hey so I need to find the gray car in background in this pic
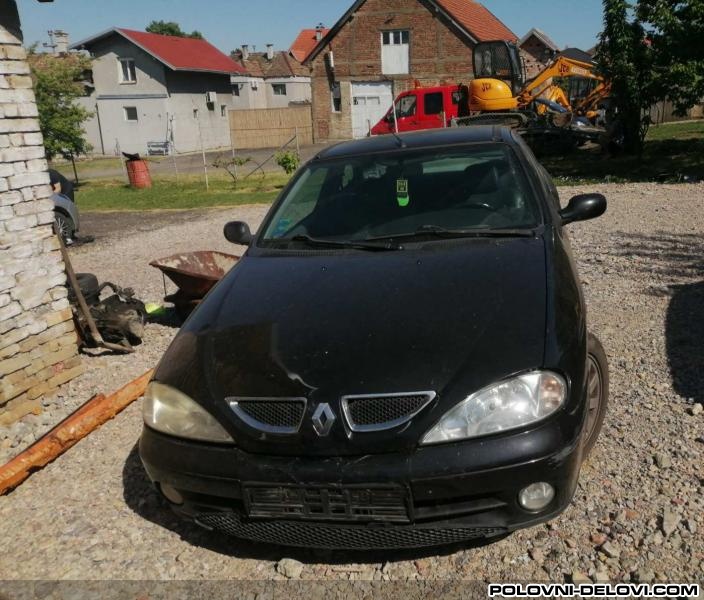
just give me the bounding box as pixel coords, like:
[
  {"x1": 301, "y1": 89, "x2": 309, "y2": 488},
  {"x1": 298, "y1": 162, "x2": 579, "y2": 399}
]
[{"x1": 52, "y1": 192, "x2": 79, "y2": 244}]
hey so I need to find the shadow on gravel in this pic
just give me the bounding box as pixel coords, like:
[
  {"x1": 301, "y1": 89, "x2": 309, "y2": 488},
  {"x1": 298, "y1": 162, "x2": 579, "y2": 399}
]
[
  {"x1": 122, "y1": 444, "x2": 507, "y2": 563},
  {"x1": 608, "y1": 231, "x2": 704, "y2": 406}
]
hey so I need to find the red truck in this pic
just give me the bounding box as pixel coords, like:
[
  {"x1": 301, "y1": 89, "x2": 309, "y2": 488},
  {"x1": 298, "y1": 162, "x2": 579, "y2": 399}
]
[{"x1": 370, "y1": 84, "x2": 470, "y2": 136}]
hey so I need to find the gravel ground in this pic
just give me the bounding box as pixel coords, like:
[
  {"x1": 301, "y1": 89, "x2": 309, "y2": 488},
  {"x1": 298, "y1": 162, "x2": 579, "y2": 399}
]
[{"x1": 0, "y1": 183, "x2": 702, "y2": 584}]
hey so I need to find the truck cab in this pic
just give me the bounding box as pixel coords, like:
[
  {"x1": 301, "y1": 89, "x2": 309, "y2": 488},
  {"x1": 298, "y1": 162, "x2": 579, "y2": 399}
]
[{"x1": 370, "y1": 85, "x2": 468, "y2": 136}]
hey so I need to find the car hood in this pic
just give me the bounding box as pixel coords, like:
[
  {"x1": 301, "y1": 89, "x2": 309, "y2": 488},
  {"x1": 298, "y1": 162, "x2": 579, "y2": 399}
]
[{"x1": 156, "y1": 237, "x2": 547, "y2": 456}]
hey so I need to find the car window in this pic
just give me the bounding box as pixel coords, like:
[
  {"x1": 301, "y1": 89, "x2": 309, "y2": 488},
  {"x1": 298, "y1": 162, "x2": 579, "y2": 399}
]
[
  {"x1": 262, "y1": 144, "x2": 540, "y2": 242},
  {"x1": 396, "y1": 95, "x2": 417, "y2": 118},
  {"x1": 424, "y1": 92, "x2": 444, "y2": 115}
]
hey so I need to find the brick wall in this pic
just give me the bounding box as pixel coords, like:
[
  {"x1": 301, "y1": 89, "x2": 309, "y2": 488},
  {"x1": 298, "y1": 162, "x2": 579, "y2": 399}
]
[
  {"x1": 0, "y1": 5, "x2": 81, "y2": 426},
  {"x1": 310, "y1": 0, "x2": 475, "y2": 141},
  {"x1": 520, "y1": 35, "x2": 552, "y2": 80}
]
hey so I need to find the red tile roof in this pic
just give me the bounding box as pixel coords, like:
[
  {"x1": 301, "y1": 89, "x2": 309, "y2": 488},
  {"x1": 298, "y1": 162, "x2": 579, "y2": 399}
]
[
  {"x1": 434, "y1": 0, "x2": 517, "y2": 42},
  {"x1": 115, "y1": 28, "x2": 246, "y2": 74},
  {"x1": 290, "y1": 28, "x2": 330, "y2": 62}
]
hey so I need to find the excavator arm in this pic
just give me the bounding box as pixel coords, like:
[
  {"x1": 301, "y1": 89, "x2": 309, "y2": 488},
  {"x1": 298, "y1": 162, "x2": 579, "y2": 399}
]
[{"x1": 517, "y1": 56, "x2": 603, "y2": 109}]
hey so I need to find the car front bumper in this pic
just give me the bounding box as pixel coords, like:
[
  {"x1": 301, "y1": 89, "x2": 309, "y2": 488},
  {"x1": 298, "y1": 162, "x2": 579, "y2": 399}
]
[{"x1": 139, "y1": 414, "x2": 585, "y2": 550}]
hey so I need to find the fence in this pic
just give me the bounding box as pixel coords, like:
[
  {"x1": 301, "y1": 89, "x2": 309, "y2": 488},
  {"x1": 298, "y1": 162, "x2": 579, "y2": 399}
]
[
  {"x1": 229, "y1": 106, "x2": 313, "y2": 150},
  {"x1": 648, "y1": 100, "x2": 704, "y2": 125}
]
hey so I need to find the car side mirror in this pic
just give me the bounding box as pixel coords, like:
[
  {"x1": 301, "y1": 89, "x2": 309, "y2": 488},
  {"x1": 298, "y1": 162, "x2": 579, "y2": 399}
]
[
  {"x1": 560, "y1": 193, "x2": 607, "y2": 226},
  {"x1": 224, "y1": 221, "x2": 252, "y2": 245}
]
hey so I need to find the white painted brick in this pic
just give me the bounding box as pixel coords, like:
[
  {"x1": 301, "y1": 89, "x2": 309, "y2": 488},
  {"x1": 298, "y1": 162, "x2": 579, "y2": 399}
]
[
  {"x1": 9, "y1": 242, "x2": 34, "y2": 259},
  {"x1": 11, "y1": 280, "x2": 51, "y2": 310},
  {"x1": 0, "y1": 163, "x2": 14, "y2": 177},
  {"x1": 16, "y1": 267, "x2": 47, "y2": 283},
  {"x1": 0, "y1": 118, "x2": 40, "y2": 134},
  {"x1": 0, "y1": 103, "x2": 17, "y2": 117},
  {"x1": 0, "y1": 31, "x2": 22, "y2": 45},
  {"x1": 33, "y1": 185, "x2": 53, "y2": 200},
  {"x1": 26, "y1": 158, "x2": 48, "y2": 172},
  {"x1": 51, "y1": 298, "x2": 69, "y2": 311},
  {"x1": 0, "y1": 61, "x2": 30, "y2": 75},
  {"x1": 4, "y1": 214, "x2": 38, "y2": 232},
  {"x1": 12, "y1": 161, "x2": 26, "y2": 174},
  {"x1": 0, "y1": 191, "x2": 22, "y2": 206},
  {"x1": 10, "y1": 199, "x2": 42, "y2": 217},
  {"x1": 0, "y1": 274, "x2": 13, "y2": 293},
  {"x1": 37, "y1": 211, "x2": 54, "y2": 226},
  {"x1": 6, "y1": 75, "x2": 33, "y2": 89},
  {"x1": 0, "y1": 146, "x2": 45, "y2": 162},
  {"x1": 22, "y1": 132, "x2": 43, "y2": 146},
  {"x1": 0, "y1": 134, "x2": 9, "y2": 148},
  {"x1": 17, "y1": 103, "x2": 38, "y2": 118},
  {"x1": 0, "y1": 177, "x2": 8, "y2": 192},
  {"x1": 3, "y1": 46, "x2": 26, "y2": 61},
  {"x1": 0, "y1": 89, "x2": 34, "y2": 104},
  {"x1": 0, "y1": 75, "x2": 8, "y2": 89},
  {"x1": 8, "y1": 133, "x2": 23, "y2": 146},
  {"x1": 36, "y1": 198, "x2": 53, "y2": 212},
  {"x1": 0, "y1": 293, "x2": 9, "y2": 308},
  {"x1": 0, "y1": 300, "x2": 21, "y2": 322},
  {"x1": 0, "y1": 205, "x2": 13, "y2": 220},
  {"x1": 8, "y1": 171, "x2": 49, "y2": 189},
  {"x1": 25, "y1": 318, "x2": 47, "y2": 336}
]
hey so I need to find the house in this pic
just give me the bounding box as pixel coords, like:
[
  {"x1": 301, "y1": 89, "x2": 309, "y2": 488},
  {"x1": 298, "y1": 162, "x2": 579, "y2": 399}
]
[
  {"x1": 290, "y1": 25, "x2": 330, "y2": 62},
  {"x1": 230, "y1": 44, "x2": 312, "y2": 110},
  {"x1": 70, "y1": 28, "x2": 246, "y2": 155},
  {"x1": 305, "y1": 0, "x2": 517, "y2": 141},
  {"x1": 518, "y1": 28, "x2": 559, "y2": 79}
]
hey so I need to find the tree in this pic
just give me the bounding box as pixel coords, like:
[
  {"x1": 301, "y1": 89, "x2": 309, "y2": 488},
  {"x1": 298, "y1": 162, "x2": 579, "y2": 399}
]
[
  {"x1": 145, "y1": 20, "x2": 204, "y2": 39},
  {"x1": 597, "y1": 0, "x2": 704, "y2": 154},
  {"x1": 27, "y1": 51, "x2": 93, "y2": 160}
]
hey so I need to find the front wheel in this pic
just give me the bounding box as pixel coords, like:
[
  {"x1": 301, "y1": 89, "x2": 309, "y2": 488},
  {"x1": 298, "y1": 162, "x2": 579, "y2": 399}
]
[
  {"x1": 582, "y1": 333, "x2": 609, "y2": 459},
  {"x1": 54, "y1": 211, "x2": 75, "y2": 245}
]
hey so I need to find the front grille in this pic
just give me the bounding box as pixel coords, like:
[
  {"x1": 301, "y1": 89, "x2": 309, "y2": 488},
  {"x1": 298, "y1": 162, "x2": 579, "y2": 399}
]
[
  {"x1": 228, "y1": 398, "x2": 306, "y2": 435},
  {"x1": 195, "y1": 513, "x2": 505, "y2": 550},
  {"x1": 244, "y1": 485, "x2": 409, "y2": 523},
  {"x1": 342, "y1": 392, "x2": 435, "y2": 432}
]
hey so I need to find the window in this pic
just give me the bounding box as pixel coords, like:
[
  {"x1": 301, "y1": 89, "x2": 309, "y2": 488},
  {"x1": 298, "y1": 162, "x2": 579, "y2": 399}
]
[
  {"x1": 395, "y1": 95, "x2": 417, "y2": 118},
  {"x1": 424, "y1": 92, "x2": 443, "y2": 115},
  {"x1": 119, "y1": 58, "x2": 136, "y2": 83},
  {"x1": 193, "y1": 108, "x2": 199, "y2": 119},
  {"x1": 260, "y1": 144, "x2": 538, "y2": 243},
  {"x1": 123, "y1": 106, "x2": 138, "y2": 121},
  {"x1": 221, "y1": 105, "x2": 227, "y2": 117},
  {"x1": 381, "y1": 30, "x2": 410, "y2": 75},
  {"x1": 272, "y1": 83, "x2": 287, "y2": 96},
  {"x1": 331, "y1": 82, "x2": 342, "y2": 112},
  {"x1": 232, "y1": 84, "x2": 240, "y2": 97}
]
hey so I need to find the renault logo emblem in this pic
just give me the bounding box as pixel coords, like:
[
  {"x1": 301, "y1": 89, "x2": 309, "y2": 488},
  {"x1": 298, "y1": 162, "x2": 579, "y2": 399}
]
[{"x1": 312, "y1": 403, "x2": 336, "y2": 436}]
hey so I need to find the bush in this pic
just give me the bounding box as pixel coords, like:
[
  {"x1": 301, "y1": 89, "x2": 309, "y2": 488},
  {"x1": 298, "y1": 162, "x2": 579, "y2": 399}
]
[{"x1": 275, "y1": 150, "x2": 300, "y2": 175}]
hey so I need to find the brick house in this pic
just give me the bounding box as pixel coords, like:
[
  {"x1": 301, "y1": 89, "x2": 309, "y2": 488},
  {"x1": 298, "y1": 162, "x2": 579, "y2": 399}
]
[
  {"x1": 1, "y1": 0, "x2": 82, "y2": 426},
  {"x1": 518, "y1": 28, "x2": 559, "y2": 80},
  {"x1": 305, "y1": 0, "x2": 516, "y2": 141}
]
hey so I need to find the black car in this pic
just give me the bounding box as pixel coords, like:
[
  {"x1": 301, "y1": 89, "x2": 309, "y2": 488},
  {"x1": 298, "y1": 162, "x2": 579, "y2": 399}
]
[{"x1": 140, "y1": 126, "x2": 609, "y2": 550}]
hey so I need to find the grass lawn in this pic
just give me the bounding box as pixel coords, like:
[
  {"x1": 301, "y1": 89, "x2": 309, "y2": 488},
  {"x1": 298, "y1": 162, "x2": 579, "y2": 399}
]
[
  {"x1": 76, "y1": 172, "x2": 289, "y2": 212},
  {"x1": 544, "y1": 120, "x2": 704, "y2": 185}
]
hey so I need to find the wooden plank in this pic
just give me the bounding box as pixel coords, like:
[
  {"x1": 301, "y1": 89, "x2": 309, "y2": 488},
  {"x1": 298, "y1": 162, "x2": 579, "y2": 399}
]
[
  {"x1": 0, "y1": 369, "x2": 154, "y2": 496},
  {"x1": 229, "y1": 106, "x2": 313, "y2": 149}
]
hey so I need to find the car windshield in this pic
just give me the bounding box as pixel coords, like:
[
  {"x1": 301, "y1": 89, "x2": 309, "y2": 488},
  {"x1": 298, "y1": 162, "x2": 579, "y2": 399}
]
[{"x1": 261, "y1": 143, "x2": 540, "y2": 245}]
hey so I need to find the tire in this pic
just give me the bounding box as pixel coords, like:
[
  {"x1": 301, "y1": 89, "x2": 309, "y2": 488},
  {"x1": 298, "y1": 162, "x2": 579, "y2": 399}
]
[
  {"x1": 68, "y1": 273, "x2": 100, "y2": 306},
  {"x1": 582, "y1": 333, "x2": 609, "y2": 459},
  {"x1": 54, "y1": 211, "x2": 75, "y2": 244}
]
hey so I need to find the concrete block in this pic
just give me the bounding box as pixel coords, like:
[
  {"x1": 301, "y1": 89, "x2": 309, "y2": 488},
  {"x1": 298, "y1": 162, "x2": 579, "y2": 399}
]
[{"x1": 8, "y1": 171, "x2": 49, "y2": 189}]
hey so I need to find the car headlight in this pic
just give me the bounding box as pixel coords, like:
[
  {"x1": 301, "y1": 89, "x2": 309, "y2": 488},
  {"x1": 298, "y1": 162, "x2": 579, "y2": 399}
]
[
  {"x1": 143, "y1": 382, "x2": 234, "y2": 443},
  {"x1": 421, "y1": 371, "x2": 566, "y2": 445}
]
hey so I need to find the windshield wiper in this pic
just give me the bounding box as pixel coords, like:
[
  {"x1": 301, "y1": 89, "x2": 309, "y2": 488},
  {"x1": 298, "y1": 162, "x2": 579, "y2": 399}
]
[
  {"x1": 365, "y1": 225, "x2": 537, "y2": 242},
  {"x1": 284, "y1": 234, "x2": 402, "y2": 251}
]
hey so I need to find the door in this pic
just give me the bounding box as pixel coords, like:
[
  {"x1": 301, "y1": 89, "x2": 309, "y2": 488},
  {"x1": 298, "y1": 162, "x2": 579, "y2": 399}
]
[
  {"x1": 416, "y1": 90, "x2": 445, "y2": 130},
  {"x1": 351, "y1": 82, "x2": 393, "y2": 138}
]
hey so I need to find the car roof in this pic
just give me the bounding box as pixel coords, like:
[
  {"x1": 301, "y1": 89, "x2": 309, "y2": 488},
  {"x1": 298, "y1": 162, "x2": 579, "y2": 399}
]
[{"x1": 315, "y1": 126, "x2": 517, "y2": 161}]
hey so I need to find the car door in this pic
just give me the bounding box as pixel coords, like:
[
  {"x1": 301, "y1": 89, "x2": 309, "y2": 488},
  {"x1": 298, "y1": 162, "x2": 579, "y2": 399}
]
[{"x1": 416, "y1": 90, "x2": 446, "y2": 130}]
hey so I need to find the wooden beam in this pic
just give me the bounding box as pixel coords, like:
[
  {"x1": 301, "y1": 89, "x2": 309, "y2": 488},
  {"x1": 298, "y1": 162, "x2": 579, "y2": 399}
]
[{"x1": 0, "y1": 369, "x2": 154, "y2": 496}]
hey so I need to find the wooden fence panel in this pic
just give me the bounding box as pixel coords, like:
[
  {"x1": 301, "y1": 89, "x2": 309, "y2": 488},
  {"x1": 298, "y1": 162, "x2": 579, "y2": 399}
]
[{"x1": 229, "y1": 106, "x2": 313, "y2": 150}]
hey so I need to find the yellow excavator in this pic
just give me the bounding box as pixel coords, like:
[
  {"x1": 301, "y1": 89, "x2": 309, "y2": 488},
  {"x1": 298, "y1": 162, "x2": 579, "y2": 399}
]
[{"x1": 460, "y1": 41, "x2": 609, "y2": 149}]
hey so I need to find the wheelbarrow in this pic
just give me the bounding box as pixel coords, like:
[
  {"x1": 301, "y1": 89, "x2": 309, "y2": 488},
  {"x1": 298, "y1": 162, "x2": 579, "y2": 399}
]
[{"x1": 149, "y1": 251, "x2": 240, "y2": 320}]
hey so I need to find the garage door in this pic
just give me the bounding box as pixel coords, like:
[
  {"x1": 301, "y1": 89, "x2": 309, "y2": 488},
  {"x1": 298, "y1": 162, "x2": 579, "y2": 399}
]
[{"x1": 351, "y1": 82, "x2": 393, "y2": 138}]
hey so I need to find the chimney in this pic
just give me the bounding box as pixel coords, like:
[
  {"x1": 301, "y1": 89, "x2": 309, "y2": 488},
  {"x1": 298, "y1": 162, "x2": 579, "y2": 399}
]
[
  {"x1": 54, "y1": 30, "x2": 69, "y2": 54},
  {"x1": 266, "y1": 44, "x2": 274, "y2": 61},
  {"x1": 241, "y1": 45, "x2": 249, "y2": 61},
  {"x1": 315, "y1": 24, "x2": 324, "y2": 41}
]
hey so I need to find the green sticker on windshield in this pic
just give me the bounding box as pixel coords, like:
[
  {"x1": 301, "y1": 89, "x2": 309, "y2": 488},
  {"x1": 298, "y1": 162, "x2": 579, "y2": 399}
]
[{"x1": 397, "y1": 178, "x2": 410, "y2": 207}]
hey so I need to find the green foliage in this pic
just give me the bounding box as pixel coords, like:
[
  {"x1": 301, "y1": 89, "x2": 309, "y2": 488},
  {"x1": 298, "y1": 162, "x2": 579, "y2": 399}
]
[
  {"x1": 597, "y1": 0, "x2": 704, "y2": 155},
  {"x1": 28, "y1": 51, "x2": 93, "y2": 160},
  {"x1": 145, "y1": 20, "x2": 204, "y2": 39},
  {"x1": 212, "y1": 155, "x2": 252, "y2": 187},
  {"x1": 275, "y1": 150, "x2": 301, "y2": 175}
]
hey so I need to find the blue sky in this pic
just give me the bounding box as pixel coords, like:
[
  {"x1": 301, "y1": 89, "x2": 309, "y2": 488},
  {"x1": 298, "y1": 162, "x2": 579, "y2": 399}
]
[{"x1": 19, "y1": 0, "x2": 603, "y2": 54}]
